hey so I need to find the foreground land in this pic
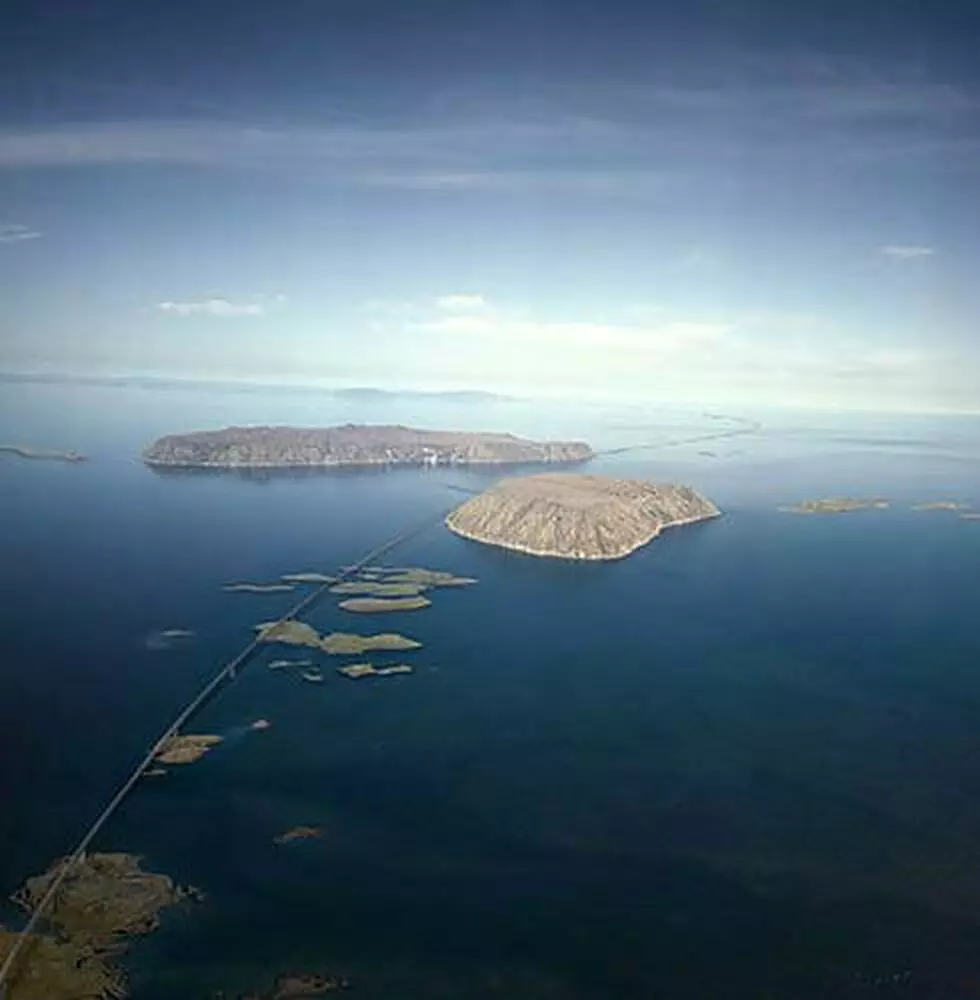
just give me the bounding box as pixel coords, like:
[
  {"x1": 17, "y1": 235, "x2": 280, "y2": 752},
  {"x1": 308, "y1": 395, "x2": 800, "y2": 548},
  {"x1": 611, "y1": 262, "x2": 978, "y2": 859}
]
[
  {"x1": 446, "y1": 473, "x2": 720, "y2": 560},
  {"x1": 142, "y1": 424, "x2": 593, "y2": 469},
  {"x1": 1, "y1": 853, "x2": 194, "y2": 1000}
]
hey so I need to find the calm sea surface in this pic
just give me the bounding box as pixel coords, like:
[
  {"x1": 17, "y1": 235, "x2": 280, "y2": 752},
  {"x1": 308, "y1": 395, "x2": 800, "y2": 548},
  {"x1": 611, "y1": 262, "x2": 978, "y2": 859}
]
[{"x1": 2, "y1": 381, "x2": 980, "y2": 998}]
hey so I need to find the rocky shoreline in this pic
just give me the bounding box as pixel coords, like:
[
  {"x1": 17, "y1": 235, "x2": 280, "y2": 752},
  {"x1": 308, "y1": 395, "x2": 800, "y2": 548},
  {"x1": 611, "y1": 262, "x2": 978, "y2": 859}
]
[{"x1": 446, "y1": 508, "x2": 720, "y2": 560}]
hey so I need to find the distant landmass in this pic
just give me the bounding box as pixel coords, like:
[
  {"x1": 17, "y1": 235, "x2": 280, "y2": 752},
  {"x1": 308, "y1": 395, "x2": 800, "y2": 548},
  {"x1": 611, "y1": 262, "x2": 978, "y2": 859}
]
[
  {"x1": 0, "y1": 371, "x2": 513, "y2": 401},
  {"x1": 332, "y1": 386, "x2": 510, "y2": 403},
  {"x1": 0, "y1": 445, "x2": 86, "y2": 462},
  {"x1": 142, "y1": 425, "x2": 593, "y2": 469},
  {"x1": 446, "y1": 473, "x2": 720, "y2": 560}
]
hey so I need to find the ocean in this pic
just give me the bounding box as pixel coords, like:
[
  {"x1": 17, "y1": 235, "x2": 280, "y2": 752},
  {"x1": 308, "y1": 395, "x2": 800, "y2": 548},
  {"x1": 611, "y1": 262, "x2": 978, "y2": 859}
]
[{"x1": 2, "y1": 379, "x2": 980, "y2": 999}]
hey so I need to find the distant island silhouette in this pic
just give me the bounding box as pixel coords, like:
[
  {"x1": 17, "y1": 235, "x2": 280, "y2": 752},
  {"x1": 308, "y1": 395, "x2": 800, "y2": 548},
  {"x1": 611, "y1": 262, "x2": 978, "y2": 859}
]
[
  {"x1": 0, "y1": 445, "x2": 86, "y2": 462},
  {"x1": 0, "y1": 370, "x2": 513, "y2": 402}
]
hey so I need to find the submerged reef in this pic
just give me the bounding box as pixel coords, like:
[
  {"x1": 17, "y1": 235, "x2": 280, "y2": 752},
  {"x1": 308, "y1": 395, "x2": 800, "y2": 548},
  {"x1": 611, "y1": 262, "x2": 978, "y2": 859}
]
[
  {"x1": 145, "y1": 628, "x2": 196, "y2": 650},
  {"x1": 272, "y1": 827, "x2": 323, "y2": 845}
]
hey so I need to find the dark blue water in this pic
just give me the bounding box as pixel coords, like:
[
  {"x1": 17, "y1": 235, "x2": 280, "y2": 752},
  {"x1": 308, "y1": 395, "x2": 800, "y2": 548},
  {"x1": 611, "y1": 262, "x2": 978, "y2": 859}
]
[{"x1": 2, "y1": 382, "x2": 980, "y2": 998}]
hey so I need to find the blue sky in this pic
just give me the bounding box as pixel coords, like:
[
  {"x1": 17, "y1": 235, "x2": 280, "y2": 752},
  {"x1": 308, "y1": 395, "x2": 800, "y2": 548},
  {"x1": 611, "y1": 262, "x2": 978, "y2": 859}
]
[{"x1": 2, "y1": 0, "x2": 979, "y2": 412}]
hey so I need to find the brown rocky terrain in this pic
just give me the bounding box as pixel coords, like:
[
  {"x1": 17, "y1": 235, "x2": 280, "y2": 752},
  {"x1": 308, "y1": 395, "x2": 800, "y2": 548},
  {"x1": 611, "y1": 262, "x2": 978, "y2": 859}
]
[
  {"x1": 445, "y1": 473, "x2": 720, "y2": 560},
  {"x1": 142, "y1": 424, "x2": 593, "y2": 469},
  {"x1": 154, "y1": 734, "x2": 223, "y2": 765},
  {"x1": 1, "y1": 853, "x2": 195, "y2": 1000}
]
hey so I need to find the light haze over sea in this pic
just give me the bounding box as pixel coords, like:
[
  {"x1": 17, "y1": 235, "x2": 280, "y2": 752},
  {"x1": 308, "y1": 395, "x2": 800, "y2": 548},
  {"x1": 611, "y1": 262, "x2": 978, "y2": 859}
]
[{"x1": 2, "y1": 377, "x2": 980, "y2": 998}]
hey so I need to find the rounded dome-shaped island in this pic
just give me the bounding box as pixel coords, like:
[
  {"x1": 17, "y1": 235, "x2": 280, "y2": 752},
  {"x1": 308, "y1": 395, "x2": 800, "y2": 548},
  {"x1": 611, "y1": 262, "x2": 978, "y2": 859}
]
[{"x1": 446, "y1": 473, "x2": 720, "y2": 560}]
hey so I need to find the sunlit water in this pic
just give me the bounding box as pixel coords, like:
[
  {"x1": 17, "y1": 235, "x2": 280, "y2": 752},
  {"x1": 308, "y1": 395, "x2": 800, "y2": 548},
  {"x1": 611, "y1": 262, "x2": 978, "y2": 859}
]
[{"x1": 2, "y1": 381, "x2": 980, "y2": 998}]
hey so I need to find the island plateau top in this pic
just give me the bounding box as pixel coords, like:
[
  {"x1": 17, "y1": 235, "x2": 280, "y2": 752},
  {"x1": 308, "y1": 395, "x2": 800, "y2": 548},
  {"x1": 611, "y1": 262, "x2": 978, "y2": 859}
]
[{"x1": 142, "y1": 424, "x2": 593, "y2": 468}]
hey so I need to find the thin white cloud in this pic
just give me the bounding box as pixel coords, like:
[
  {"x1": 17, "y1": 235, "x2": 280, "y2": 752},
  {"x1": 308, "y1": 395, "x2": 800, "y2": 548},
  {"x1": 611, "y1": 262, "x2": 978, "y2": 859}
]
[
  {"x1": 434, "y1": 294, "x2": 489, "y2": 313},
  {"x1": 415, "y1": 314, "x2": 497, "y2": 335},
  {"x1": 410, "y1": 299, "x2": 732, "y2": 354},
  {"x1": 0, "y1": 120, "x2": 625, "y2": 176},
  {"x1": 387, "y1": 294, "x2": 943, "y2": 410},
  {"x1": 362, "y1": 169, "x2": 670, "y2": 195},
  {"x1": 2, "y1": 75, "x2": 972, "y2": 190},
  {"x1": 359, "y1": 298, "x2": 421, "y2": 316},
  {"x1": 0, "y1": 222, "x2": 41, "y2": 244},
  {"x1": 157, "y1": 297, "x2": 266, "y2": 317},
  {"x1": 562, "y1": 80, "x2": 978, "y2": 123},
  {"x1": 879, "y1": 245, "x2": 937, "y2": 259}
]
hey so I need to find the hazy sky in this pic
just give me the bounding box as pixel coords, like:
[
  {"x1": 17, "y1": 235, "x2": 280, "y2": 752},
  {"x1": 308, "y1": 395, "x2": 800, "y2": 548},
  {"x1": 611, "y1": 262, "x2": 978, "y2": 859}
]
[{"x1": 2, "y1": 0, "x2": 979, "y2": 411}]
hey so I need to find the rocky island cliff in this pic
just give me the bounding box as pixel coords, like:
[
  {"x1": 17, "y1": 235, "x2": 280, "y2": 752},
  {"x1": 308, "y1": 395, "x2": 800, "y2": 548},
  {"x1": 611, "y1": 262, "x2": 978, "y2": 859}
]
[
  {"x1": 446, "y1": 473, "x2": 720, "y2": 560},
  {"x1": 142, "y1": 424, "x2": 593, "y2": 469}
]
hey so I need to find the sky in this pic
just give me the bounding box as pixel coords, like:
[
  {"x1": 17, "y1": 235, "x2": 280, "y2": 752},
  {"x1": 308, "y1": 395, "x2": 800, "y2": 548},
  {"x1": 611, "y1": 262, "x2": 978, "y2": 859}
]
[{"x1": 1, "y1": 0, "x2": 979, "y2": 412}]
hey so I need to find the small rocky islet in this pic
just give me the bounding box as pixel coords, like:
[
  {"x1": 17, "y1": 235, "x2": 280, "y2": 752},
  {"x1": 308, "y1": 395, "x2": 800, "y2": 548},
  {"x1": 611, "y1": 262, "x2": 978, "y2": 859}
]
[
  {"x1": 280, "y1": 572, "x2": 336, "y2": 584},
  {"x1": 328, "y1": 580, "x2": 428, "y2": 597},
  {"x1": 153, "y1": 733, "x2": 223, "y2": 765},
  {"x1": 268, "y1": 657, "x2": 314, "y2": 670},
  {"x1": 337, "y1": 662, "x2": 414, "y2": 680},
  {"x1": 255, "y1": 621, "x2": 423, "y2": 654},
  {"x1": 779, "y1": 497, "x2": 890, "y2": 514},
  {"x1": 338, "y1": 595, "x2": 432, "y2": 613},
  {"x1": 781, "y1": 498, "x2": 977, "y2": 518},
  {"x1": 339, "y1": 566, "x2": 478, "y2": 588}
]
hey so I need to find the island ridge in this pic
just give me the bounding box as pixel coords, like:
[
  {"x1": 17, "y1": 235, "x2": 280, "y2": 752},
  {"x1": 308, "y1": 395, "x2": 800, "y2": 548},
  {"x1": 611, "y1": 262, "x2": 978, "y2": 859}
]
[{"x1": 142, "y1": 424, "x2": 593, "y2": 469}]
